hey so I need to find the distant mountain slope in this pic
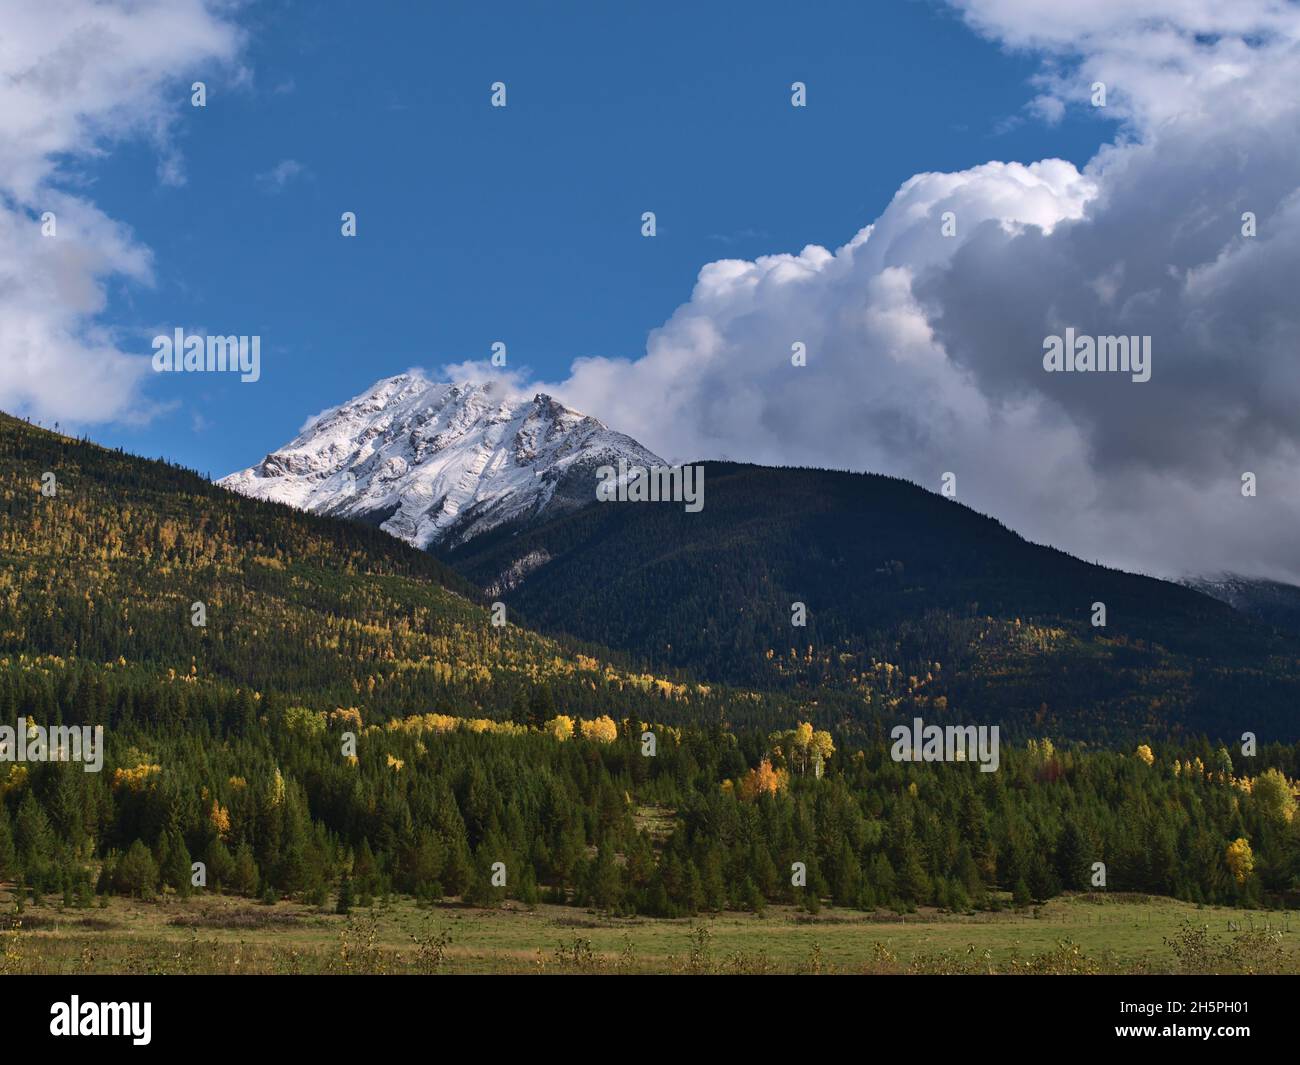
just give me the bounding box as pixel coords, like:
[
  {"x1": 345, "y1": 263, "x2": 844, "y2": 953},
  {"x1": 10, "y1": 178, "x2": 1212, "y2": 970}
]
[
  {"x1": 219, "y1": 375, "x2": 662, "y2": 550},
  {"x1": 443, "y1": 462, "x2": 1300, "y2": 740},
  {"x1": 1179, "y1": 574, "x2": 1300, "y2": 636}
]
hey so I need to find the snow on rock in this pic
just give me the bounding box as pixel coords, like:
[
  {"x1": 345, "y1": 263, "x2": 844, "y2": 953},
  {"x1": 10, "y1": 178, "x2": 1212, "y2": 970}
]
[{"x1": 218, "y1": 374, "x2": 664, "y2": 549}]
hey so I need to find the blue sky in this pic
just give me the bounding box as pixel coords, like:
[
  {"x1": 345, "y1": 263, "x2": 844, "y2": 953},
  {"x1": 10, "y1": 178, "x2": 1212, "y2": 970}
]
[{"x1": 75, "y1": 0, "x2": 1111, "y2": 478}]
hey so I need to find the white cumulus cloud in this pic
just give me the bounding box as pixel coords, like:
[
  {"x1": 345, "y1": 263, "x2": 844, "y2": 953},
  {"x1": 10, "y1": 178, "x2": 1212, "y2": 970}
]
[
  {"x1": 0, "y1": 0, "x2": 243, "y2": 425},
  {"x1": 530, "y1": 0, "x2": 1300, "y2": 583}
]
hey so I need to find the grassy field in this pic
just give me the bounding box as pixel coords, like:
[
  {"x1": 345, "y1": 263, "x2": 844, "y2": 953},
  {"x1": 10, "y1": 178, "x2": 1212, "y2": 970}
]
[{"x1": 2, "y1": 889, "x2": 1297, "y2": 974}]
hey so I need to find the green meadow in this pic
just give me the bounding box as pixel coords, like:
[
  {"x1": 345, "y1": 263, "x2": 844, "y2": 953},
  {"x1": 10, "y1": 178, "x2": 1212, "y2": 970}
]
[{"x1": 3, "y1": 889, "x2": 1296, "y2": 975}]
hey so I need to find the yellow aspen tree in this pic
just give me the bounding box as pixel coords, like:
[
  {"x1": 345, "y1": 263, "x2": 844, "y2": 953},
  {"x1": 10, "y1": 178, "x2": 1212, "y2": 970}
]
[{"x1": 1225, "y1": 837, "x2": 1254, "y2": 884}]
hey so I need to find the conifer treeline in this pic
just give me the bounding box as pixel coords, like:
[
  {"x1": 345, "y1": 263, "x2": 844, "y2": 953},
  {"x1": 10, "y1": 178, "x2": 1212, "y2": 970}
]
[{"x1": 1, "y1": 660, "x2": 1297, "y2": 912}]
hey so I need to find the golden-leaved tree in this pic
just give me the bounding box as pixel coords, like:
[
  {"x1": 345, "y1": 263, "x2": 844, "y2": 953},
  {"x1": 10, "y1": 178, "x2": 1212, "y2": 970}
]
[
  {"x1": 738, "y1": 758, "x2": 789, "y2": 802},
  {"x1": 1225, "y1": 837, "x2": 1254, "y2": 884},
  {"x1": 769, "y1": 722, "x2": 835, "y2": 777}
]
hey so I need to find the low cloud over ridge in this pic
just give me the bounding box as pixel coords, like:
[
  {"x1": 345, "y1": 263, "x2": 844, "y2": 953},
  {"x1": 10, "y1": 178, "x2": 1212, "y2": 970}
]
[{"x1": 530, "y1": 1, "x2": 1300, "y2": 583}]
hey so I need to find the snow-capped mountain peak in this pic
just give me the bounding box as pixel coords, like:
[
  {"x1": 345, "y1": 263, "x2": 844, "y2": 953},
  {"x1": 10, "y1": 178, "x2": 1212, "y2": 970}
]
[{"x1": 218, "y1": 374, "x2": 664, "y2": 549}]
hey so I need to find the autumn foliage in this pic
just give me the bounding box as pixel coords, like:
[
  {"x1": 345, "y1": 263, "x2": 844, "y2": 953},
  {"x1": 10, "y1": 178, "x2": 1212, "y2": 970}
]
[{"x1": 738, "y1": 758, "x2": 789, "y2": 802}]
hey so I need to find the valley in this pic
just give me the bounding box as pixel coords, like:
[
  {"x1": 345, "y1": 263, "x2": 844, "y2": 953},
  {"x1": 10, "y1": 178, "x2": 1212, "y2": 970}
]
[{"x1": 1, "y1": 402, "x2": 1298, "y2": 977}]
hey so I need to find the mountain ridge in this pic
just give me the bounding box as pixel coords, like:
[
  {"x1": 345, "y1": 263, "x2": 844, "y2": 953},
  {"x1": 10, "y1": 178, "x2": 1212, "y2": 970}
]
[
  {"x1": 219, "y1": 374, "x2": 663, "y2": 550},
  {"x1": 1180, "y1": 572, "x2": 1300, "y2": 636},
  {"x1": 441, "y1": 460, "x2": 1300, "y2": 740}
]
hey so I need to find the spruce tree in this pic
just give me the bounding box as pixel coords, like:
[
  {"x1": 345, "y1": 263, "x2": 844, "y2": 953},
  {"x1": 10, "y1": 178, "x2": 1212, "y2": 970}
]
[
  {"x1": 14, "y1": 793, "x2": 56, "y2": 892},
  {"x1": 232, "y1": 842, "x2": 260, "y2": 897},
  {"x1": 160, "y1": 831, "x2": 193, "y2": 898},
  {"x1": 0, "y1": 806, "x2": 16, "y2": 881}
]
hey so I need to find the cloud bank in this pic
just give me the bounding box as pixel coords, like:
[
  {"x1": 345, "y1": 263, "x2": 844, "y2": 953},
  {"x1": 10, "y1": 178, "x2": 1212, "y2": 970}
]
[{"x1": 530, "y1": 0, "x2": 1300, "y2": 582}]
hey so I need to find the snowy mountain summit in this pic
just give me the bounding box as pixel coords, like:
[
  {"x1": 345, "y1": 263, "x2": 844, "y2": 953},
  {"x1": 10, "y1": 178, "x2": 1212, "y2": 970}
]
[{"x1": 218, "y1": 374, "x2": 663, "y2": 549}]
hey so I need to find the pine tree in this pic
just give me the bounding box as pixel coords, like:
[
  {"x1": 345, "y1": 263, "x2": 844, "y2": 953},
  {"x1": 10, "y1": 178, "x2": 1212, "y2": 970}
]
[
  {"x1": 1055, "y1": 821, "x2": 1090, "y2": 891},
  {"x1": 588, "y1": 845, "x2": 624, "y2": 911},
  {"x1": 159, "y1": 830, "x2": 193, "y2": 898},
  {"x1": 527, "y1": 684, "x2": 555, "y2": 729},
  {"x1": 232, "y1": 842, "x2": 260, "y2": 897},
  {"x1": 14, "y1": 792, "x2": 57, "y2": 891},
  {"x1": 116, "y1": 840, "x2": 159, "y2": 900},
  {"x1": 1012, "y1": 877, "x2": 1032, "y2": 907},
  {"x1": 833, "y1": 841, "x2": 863, "y2": 907},
  {"x1": 699, "y1": 847, "x2": 727, "y2": 912},
  {"x1": 1027, "y1": 851, "x2": 1060, "y2": 902},
  {"x1": 0, "y1": 805, "x2": 16, "y2": 881},
  {"x1": 353, "y1": 838, "x2": 379, "y2": 896},
  {"x1": 204, "y1": 838, "x2": 236, "y2": 892}
]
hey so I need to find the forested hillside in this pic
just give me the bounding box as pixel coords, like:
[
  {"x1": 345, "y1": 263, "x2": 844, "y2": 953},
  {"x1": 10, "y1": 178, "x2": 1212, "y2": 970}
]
[
  {"x1": 0, "y1": 412, "x2": 737, "y2": 726},
  {"x1": 1, "y1": 414, "x2": 1297, "y2": 916},
  {"x1": 445, "y1": 462, "x2": 1300, "y2": 742}
]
